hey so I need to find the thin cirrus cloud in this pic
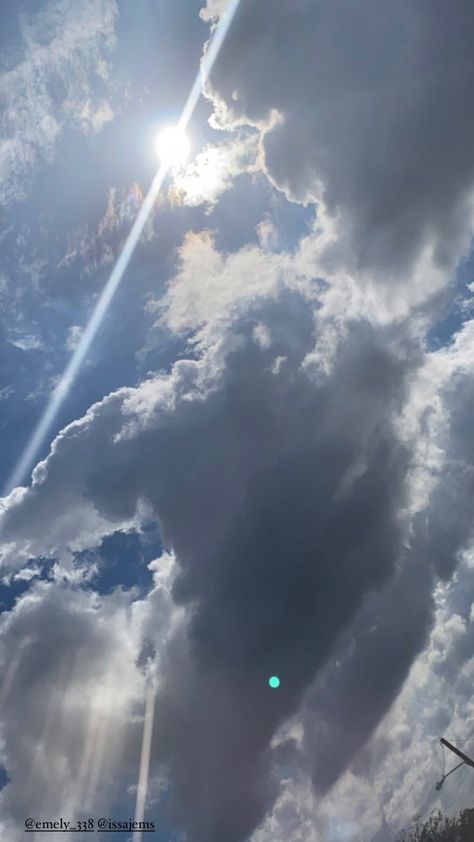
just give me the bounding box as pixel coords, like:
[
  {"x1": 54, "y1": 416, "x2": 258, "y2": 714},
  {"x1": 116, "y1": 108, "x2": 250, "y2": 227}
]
[{"x1": 0, "y1": 0, "x2": 117, "y2": 206}]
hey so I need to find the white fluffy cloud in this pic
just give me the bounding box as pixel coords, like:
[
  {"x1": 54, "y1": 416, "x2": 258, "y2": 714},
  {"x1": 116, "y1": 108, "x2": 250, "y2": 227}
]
[{"x1": 171, "y1": 132, "x2": 259, "y2": 210}]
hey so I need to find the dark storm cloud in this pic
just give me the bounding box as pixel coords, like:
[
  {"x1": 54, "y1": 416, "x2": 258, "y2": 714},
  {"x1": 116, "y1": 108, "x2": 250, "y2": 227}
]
[
  {"x1": 295, "y1": 350, "x2": 474, "y2": 806},
  {"x1": 301, "y1": 558, "x2": 434, "y2": 793},
  {"x1": 0, "y1": 288, "x2": 425, "y2": 840},
  {"x1": 131, "y1": 300, "x2": 422, "y2": 841},
  {"x1": 204, "y1": 0, "x2": 474, "y2": 276}
]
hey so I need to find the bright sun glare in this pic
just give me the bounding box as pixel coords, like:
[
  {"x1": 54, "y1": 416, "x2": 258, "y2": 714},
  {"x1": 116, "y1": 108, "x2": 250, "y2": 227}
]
[{"x1": 156, "y1": 125, "x2": 190, "y2": 169}]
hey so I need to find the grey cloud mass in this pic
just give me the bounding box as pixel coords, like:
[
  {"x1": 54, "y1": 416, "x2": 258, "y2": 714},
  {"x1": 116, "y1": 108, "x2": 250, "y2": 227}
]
[
  {"x1": 0, "y1": 287, "x2": 437, "y2": 840},
  {"x1": 301, "y1": 557, "x2": 434, "y2": 794},
  {"x1": 204, "y1": 0, "x2": 474, "y2": 278},
  {"x1": 150, "y1": 312, "x2": 420, "y2": 841},
  {"x1": 2, "y1": 261, "x2": 474, "y2": 840}
]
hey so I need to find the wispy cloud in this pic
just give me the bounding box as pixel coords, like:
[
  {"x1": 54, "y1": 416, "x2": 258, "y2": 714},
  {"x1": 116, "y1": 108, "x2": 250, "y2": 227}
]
[
  {"x1": 0, "y1": 0, "x2": 118, "y2": 205},
  {"x1": 8, "y1": 334, "x2": 43, "y2": 352}
]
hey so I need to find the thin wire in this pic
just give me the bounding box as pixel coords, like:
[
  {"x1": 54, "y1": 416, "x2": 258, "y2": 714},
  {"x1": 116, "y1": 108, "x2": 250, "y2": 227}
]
[
  {"x1": 371, "y1": 742, "x2": 442, "y2": 841},
  {"x1": 132, "y1": 679, "x2": 156, "y2": 842},
  {"x1": 385, "y1": 755, "x2": 434, "y2": 826}
]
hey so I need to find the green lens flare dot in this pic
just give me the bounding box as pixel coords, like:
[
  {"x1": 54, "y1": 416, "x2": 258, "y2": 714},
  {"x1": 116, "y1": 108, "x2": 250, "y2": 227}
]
[{"x1": 268, "y1": 675, "x2": 280, "y2": 689}]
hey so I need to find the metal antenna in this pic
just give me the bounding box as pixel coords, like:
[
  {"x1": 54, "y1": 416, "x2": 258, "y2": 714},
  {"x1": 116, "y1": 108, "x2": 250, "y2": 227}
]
[{"x1": 435, "y1": 738, "x2": 474, "y2": 791}]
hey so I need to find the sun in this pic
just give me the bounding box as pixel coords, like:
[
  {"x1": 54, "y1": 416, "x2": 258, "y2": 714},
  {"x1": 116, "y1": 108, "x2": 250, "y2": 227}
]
[{"x1": 156, "y1": 125, "x2": 190, "y2": 169}]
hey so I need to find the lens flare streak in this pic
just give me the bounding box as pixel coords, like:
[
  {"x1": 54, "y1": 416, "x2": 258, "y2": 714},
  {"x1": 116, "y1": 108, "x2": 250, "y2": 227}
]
[
  {"x1": 3, "y1": 0, "x2": 242, "y2": 497},
  {"x1": 133, "y1": 681, "x2": 156, "y2": 842}
]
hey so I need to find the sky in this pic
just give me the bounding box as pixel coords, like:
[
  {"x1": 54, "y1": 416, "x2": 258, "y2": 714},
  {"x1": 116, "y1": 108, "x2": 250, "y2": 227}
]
[{"x1": 1, "y1": 1, "x2": 474, "y2": 841}]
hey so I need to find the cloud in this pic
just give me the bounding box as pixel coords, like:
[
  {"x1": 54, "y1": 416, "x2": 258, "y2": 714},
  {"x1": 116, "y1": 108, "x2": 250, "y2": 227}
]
[
  {"x1": 4, "y1": 214, "x2": 474, "y2": 840},
  {"x1": 0, "y1": 553, "x2": 179, "y2": 841},
  {"x1": 65, "y1": 324, "x2": 83, "y2": 351},
  {"x1": 199, "y1": 0, "x2": 228, "y2": 22},
  {"x1": 300, "y1": 558, "x2": 434, "y2": 794},
  {"x1": 411, "y1": 353, "x2": 474, "y2": 582},
  {"x1": 7, "y1": 334, "x2": 43, "y2": 352},
  {"x1": 79, "y1": 99, "x2": 114, "y2": 135},
  {"x1": 0, "y1": 582, "x2": 141, "y2": 840},
  {"x1": 58, "y1": 181, "x2": 156, "y2": 279},
  {"x1": 0, "y1": 388, "x2": 144, "y2": 578},
  {"x1": 0, "y1": 271, "x2": 438, "y2": 840},
  {"x1": 249, "y1": 315, "x2": 474, "y2": 841},
  {"x1": 152, "y1": 229, "x2": 295, "y2": 348},
  {"x1": 0, "y1": 0, "x2": 117, "y2": 205},
  {"x1": 201, "y1": 0, "x2": 474, "y2": 282},
  {"x1": 4, "y1": 255, "x2": 474, "y2": 842},
  {"x1": 171, "y1": 132, "x2": 259, "y2": 210},
  {"x1": 147, "y1": 310, "x2": 424, "y2": 841},
  {"x1": 250, "y1": 558, "x2": 474, "y2": 841}
]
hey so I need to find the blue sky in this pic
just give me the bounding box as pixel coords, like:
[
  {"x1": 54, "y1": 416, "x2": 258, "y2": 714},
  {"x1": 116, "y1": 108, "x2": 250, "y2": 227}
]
[{"x1": 2, "y1": 3, "x2": 474, "y2": 842}]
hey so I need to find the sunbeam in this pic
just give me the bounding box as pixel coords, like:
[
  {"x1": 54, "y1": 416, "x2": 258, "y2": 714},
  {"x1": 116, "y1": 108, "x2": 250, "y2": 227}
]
[
  {"x1": 2, "y1": 0, "x2": 242, "y2": 497},
  {"x1": 132, "y1": 679, "x2": 156, "y2": 842},
  {"x1": 0, "y1": 648, "x2": 23, "y2": 712}
]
